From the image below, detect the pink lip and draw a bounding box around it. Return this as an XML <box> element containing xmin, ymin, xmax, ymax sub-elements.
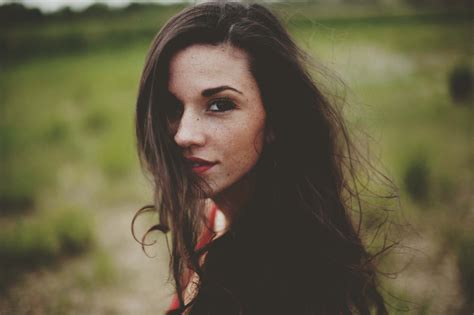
<box><xmin>186</xmin><ymin>157</ymin><xmax>217</xmax><ymax>174</ymax></box>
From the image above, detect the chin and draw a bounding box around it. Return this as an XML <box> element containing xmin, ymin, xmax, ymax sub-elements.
<box><xmin>206</xmin><ymin>185</ymin><xmax>225</xmax><ymax>199</ymax></box>
<box><xmin>200</xmin><ymin>179</ymin><xmax>223</xmax><ymax>199</ymax></box>
<box><xmin>204</xmin><ymin>179</ymin><xmax>234</xmax><ymax>201</ymax></box>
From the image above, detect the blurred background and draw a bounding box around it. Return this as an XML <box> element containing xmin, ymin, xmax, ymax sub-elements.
<box><xmin>0</xmin><ymin>0</ymin><xmax>472</xmax><ymax>314</ymax></box>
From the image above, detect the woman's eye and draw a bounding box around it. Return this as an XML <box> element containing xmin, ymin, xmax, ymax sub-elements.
<box><xmin>208</xmin><ymin>99</ymin><xmax>236</xmax><ymax>112</ymax></box>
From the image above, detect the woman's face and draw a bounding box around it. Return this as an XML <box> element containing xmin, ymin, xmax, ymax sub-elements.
<box><xmin>167</xmin><ymin>43</ymin><xmax>266</xmax><ymax>198</ymax></box>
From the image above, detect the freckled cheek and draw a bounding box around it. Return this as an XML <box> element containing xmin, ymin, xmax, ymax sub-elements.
<box><xmin>233</xmin><ymin>137</ymin><xmax>262</xmax><ymax>173</ymax></box>
<box><xmin>214</xmin><ymin>113</ymin><xmax>265</xmax><ymax>177</ymax></box>
<box><xmin>218</xmin><ymin>137</ymin><xmax>255</xmax><ymax>176</ymax></box>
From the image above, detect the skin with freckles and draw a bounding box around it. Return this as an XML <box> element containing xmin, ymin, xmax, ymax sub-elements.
<box><xmin>167</xmin><ymin>43</ymin><xmax>266</xmax><ymax>221</ymax></box>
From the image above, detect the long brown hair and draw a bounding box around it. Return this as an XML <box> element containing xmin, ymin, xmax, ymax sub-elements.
<box><xmin>134</xmin><ymin>2</ymin><xmax>396</xmax><ymax>314</ymax></box>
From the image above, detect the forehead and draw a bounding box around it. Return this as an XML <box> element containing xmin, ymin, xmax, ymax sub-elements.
<box><xmin>168</xmin><ymin>44</ymin><xmax>253</xmax><ymax>95</ymax></box>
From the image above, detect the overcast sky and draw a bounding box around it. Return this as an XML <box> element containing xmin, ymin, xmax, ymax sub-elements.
<box><xmin>0</xmin><ymin>0</ymin><xmax>188</xmax><ymax>13</ymax></box>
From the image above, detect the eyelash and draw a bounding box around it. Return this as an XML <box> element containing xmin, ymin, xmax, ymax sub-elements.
<box><xmin>207</xmin><ymin>98</ymin><xmax>236</xmax><ymax>113</ymax></box>
<box><xmin>165</xmin><ymin>97</ymin><xmax>236</xmax><ymax>122</ymax></box>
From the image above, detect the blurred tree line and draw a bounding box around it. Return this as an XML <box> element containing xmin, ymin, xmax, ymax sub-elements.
<box><xmin>1</xmin><ymin>0</ymin><xmax>472</xmax><ymax>64</ymax></box>
<box><xmin>0</xmin><ymin>0</ymin><xmax>472</xmax><ymax>27</ymax></box>
<box><xmin>0</xmin><ymin>2</ymin><xmax>165</xmax><ymax>26</ymax></box>
<box><xmin>0</xmin><ymin>2</ymin><xmax>188</xmax><ymax>63</ymax></box>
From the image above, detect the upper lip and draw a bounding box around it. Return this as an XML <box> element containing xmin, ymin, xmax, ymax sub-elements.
<box><xmin>185</xmin><ymin>156</ymin><xmax>216</xmax><ymax>165</ymax></box>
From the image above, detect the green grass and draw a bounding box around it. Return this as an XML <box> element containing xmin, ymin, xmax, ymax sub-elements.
<box><xmin>0</xmin><ymin>207</ymin><xmax>95</xmax><ymax>290</ymax></box>
<box><xmin>1</xmin><ymin>44</ymin><xmax>146</xmax><ymax>209</ymax></box>
<box><xmin>0</xmin><ymin>40</ymin><xmax>144</xmax><ymax>295</ymax></box>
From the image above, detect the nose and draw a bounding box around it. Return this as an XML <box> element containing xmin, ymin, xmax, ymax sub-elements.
<box><xmin>173</xmin><ymin>108</ymin><xmax>206</xmax><ymax>149</ymax></box>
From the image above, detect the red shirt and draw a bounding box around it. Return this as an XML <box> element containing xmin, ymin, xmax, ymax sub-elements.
<box><xmin>168</xmin><ymin>204</ymin><xmax>218</xmax><ymax>311</ymax></box>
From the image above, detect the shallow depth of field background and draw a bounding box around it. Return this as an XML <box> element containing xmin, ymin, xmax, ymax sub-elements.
<box><xmin>1</xmin><ymin>1</ymin><xmax>473</xmax><ymax>314</ymax></box>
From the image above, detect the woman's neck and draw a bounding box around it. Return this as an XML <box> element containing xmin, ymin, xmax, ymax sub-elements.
<box><xmin>211</xmin><ymin>171</ymin><xmax>257</xmax><ymax>226</ymax></box>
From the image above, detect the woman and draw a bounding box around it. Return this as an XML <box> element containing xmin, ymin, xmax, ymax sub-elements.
<box><xmin>134</xmin><ymin>2</ymin><xmax>394</xmax><ymax>314</ymax></box>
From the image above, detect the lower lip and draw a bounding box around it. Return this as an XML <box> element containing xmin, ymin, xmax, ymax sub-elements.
<box><xmin>192</xmin><ymin>164</ymin><xmax>215</xmax><ymax>174</ymax></box>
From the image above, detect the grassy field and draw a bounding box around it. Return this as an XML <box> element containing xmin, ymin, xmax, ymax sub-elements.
<box><xmin>1</xmin><ymin>3</ymin><xmax>473</xmax><ymax>314</ymax></box>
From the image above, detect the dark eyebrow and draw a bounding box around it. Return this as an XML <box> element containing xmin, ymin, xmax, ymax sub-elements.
<box><xmin>201</xmin><ymin>85</ymin><xmax>243</xmax><ymax>97</ymax></box>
